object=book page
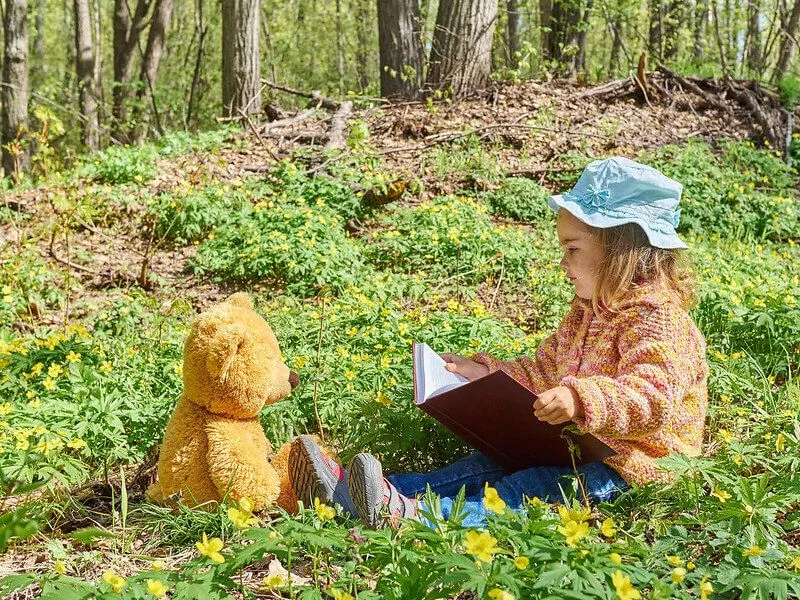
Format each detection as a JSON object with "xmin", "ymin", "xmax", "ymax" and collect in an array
[{"xmin": 414, "ymin": 342, "xmax": 468, "ymax": 403}]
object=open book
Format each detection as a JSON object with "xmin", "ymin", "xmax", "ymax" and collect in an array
[{"xmin": 412, "ymin": 342, "xmax": 615, "ymax": 472}]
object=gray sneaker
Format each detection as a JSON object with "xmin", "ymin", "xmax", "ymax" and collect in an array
[
  {"xmin": 288, "ymin": 436, "xmax": 356, "ymax": 517},
  {"xmin": 348, "ymin": 452, "xmax": 418, "ymax": 529}
]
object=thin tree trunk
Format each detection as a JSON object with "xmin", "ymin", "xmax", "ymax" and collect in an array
[
  {"xmin": 2, "ymin": 0, "xmax": 30, "ymax": 180},
  {"xmin": 222, "ymin": 0, "xmax": 261, "ymax": 117},
  {"xmin": 74, "ymin": 0, "xmax": 99, "ymax": 149},
  {"xmin": 663, "ymin": 1, "xmax": 685, "ymax": 59},
  {"xmin": 112, "ymin": 0, "xmax": 151, "ymax": 139},
  {"xmin": 546, "ymin": 0, "xmax": 582, "ymax": 73},
  {"xmin": 575, "ymin": 0, "xmax": 593, "ymax": 72},
  {"xmin": 426, "ymin": 0, "xmax": 499, "ymax": 96},
  {"xmin": 608, "ymin": 12, "xmax": 623, "ymax": 74},
  {"xmin": 693, "ymin": 0, "xmax": 707, "ymax": 60},
  {"xmin": 336, "ymin": 0, "xmax": 345, "ymax": 94},
  {"xmin": 746, "ymin": 0, "xmax": 762, "ymax": 74},
  {"xmin": 186, "ymin": 0, "xmax": 207, "ymax": 127},
  {"xmin": 377, "ymin": 0, "xmax": 425, "ymax": 99},
  {"xmin": 649, "ymin": 0, "xmax": 664, "ymax": 61},
  {"xmin": 133, "ymin": 0, "xmax": 175, "ymax": 139},
  {"xmin": 506, "ymin": 0, "xmax": 521, "ymax": 68},
  {"xmin": 540, "ymin": 0, "xmax": 552, "ymax": 60},
  {"xmin": 773, "ymin": 0, "xmax": 800, "ymax": 82},
  {"xmin": 355, "ymin": 0, "xmax": 370, "ymax": 90},
  {"xmin": 32, "ymin": 0, "xmax": 45, "ymax": 88},
  {"xmin": 711, "ymin": 0, "xmax": 727, "ymax": 74}
]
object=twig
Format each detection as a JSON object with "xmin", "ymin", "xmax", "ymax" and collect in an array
[
  {"xmin": 238, "ymin": 108, "xmax": 280, "ymax": 161},
  {"xmin": 46, "ymin": 230, "xmax": 98, "ymax": 275},
  {"xmin": 488, "ymin": 256, "xmax": 504, "ymax": 311},
  {"xmin": 261, "ymin": 79, "xmax": 341, "ymax": 110}
]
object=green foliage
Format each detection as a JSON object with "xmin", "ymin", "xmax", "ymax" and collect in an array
[
  {"xmin": 74, "ymin": 144, "xmax": 160, "ymax": 185},
  {"xmin": 482, "ymin": 177, "xmax": 553, "ymax": 222},
  {"xmin": 777, "ymin": 74, "xmax": 800, "ymax": 109},
  {"xmin": 365, "ymin": 196, "xmax": 540, "ymax": 284}
]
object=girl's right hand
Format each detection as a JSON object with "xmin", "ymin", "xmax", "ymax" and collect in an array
[{"xmin": 439, "ymin": 353, "xmax": 490, "ymax": 381}]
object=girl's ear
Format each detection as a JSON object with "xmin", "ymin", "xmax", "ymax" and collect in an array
[{"xmin": 205, "ymin": 322, "xmax": 249, "ymax": 382}]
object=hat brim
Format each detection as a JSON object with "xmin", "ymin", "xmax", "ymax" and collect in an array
[{"xmin": 548, "ymin": 194, "xmax": 688, "ymax": 250}]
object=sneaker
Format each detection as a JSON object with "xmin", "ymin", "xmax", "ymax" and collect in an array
[
  {"xmin": 348, "ymin": 452, "xmax": 418, "ymax": 528},
  {"xmin": 288, "ymin": 436, "xmax": 356, "ymax": 517}
]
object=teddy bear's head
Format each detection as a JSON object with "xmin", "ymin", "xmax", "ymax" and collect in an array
[{"xmin": 182, "ymin": 293, "xmax": 297, "ymax": 418}]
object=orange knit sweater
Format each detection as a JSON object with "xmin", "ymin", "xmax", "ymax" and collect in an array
[{"xmin": 472, "ymin": 287, "xmax": 708, "ymax": 486}]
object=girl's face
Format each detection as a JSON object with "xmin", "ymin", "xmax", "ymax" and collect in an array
[{"xmin": 556, "ymin": 210, "xmax": 605, "ymax": 299}]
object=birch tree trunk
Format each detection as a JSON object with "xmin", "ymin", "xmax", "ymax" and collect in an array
[
  {"xmin": 377, "ymin": 0, "xmax": 424, "ymax": 99},
  {"xmin": 222, "ymin": 0, "xmax": 261, "ymax": 117},
  {"xmin": 74, "ymin": 0, "xmax": 100, "ymax": 149},
  {"xmin": 426, "ymin": 0, "xmax": 499, "ymax": 97},
  {"xmin": 2, "ymin": 0, "xmax": 30, "ymax": 179}
]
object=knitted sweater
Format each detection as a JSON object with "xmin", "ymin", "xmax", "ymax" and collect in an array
[{"xmin": 472, "ymin": 287, "xmax": 708, "ymax": 486}]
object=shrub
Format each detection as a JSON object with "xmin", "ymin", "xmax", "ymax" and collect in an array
[{"xmin": 482, "ymin": 177, "xmax": 553, "ymax": 222}]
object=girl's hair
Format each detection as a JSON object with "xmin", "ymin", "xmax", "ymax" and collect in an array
[{"xmin": 592, "ymin": 222, "xmax": 697, "ymax": 315}]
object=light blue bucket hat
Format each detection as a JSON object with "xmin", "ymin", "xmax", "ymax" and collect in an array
[{"xmin": 547, "ymin": 157, "xmax": 687, "ymax": 249}]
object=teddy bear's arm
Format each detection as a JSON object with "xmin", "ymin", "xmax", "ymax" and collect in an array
[{"xmin": 205, "ymin": 419, "xmax": 281, "ymax": 512}]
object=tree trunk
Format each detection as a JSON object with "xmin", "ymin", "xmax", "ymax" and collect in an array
[
  {"xmin": 222, "ymin": 0, "xmax": 261, "ymax": 117},
  {"xmin": 426, "ymin": 0, "xmax": 498, "ymax": 96},
  {"xmin": 506, "ymin": 0, "xmax": 521, "ymax": 68},
  {"xmin": 545, "ymin": 0, "xmax": 582, "ymax": 74},
  {"xmin": 608, "ymin": 12, "xmax": 623, "ymax": 74},
  {"xmin": 336, "ymin": 0, "xmax": 345, "ymax": 93},
  {"xmin": 693, "ymin": 0, "xmax": 707, "ymax": 60},
  {"xmin": 648, "ymin": 0, "xmax": 663, "ymax": 61},
  {"xmin": 663, "ymin": 1, "xmax": 685, "ymax": 60},
  {"xmin": 745, "ymin": 0, "xmax": 761, "ymax": 74},
  {"xmin": 773, "ymin": 0, "xmax": 800, "ymax": 83},
  {"xmin": 32, "ymin": 0, "xmax": 46, "ymax": 88},
  {"xmin": 112, "ymin": 0, "xmax": 152, "ymax": 140},
  {"xmin": 575, "ymin": 0, "xmax": 593, "ymax": 73},
  {"xmin": 2, "ymin": 0, "xmax": 30, "ymax": 180},
  {"xmin": 132, "ymin": 0, "xmax": 175, "ymax": 138},
  {"xmin": 74, "ymin": 0, "xmax": 99, "ymax": 150},
  {"xmin": 186, "ymin": 0, "xmax": 208, "ymax": 128},
  {"xmin": 539, "ymin": 0, "xmax": 552, "ymax": 59},
  {"xmin": 377, "ymin": 0, "xmax": 424, "ymax": 99},
  {"xmin": 355, "ymin": 0, "xmax": 370, "ymax": 91}
]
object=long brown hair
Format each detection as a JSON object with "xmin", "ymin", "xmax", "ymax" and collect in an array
[{"xmin": 592, "ymin": 222, "xmax": 697, "ymax": 315}]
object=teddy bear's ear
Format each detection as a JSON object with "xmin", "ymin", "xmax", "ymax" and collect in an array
[
  {"xmin": 205, "ymin": 322, "xmax": 248, "ymax": 382},
  {"xmin": 224, "ymin": 292, "xmax": 253, "ymax": 310}
]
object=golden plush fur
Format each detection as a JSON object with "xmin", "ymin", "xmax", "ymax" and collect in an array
[{"xmin": 147, "ymin": 293, "xmax": 297, "ymax": 512}]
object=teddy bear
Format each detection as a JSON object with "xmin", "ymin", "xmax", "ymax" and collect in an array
[{"xmin": 147, "ymin": 292, "xmax": 301, "ymax": 512}]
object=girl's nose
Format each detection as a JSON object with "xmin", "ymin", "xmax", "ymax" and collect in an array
[{"xmin": 559, "ymin": 255, "xmax": 568, "ymax": 270}]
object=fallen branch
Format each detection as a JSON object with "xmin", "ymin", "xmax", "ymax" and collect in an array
[{"xmin": 261, "ymin": 79, "xmax": 340, "ymax": 110}]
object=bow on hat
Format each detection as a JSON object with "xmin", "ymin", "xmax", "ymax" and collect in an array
[{"xmin": 578, "ymin": 184, "xmax": 610, "ymax": 209}]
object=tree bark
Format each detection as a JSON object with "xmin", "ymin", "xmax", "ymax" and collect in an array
[
  {"xmin": 355, "ymin": 0, "xmax": 370, "ymax": 91},
  {"xmin": 506, "ymin": 0, "xmax": 521, "ymax": 68},
  {"xmin": 377, "ymin": 0, "xmax": 425, "ymax": 99},
  {"xmin": 648, "ymin": 0, "xmax": 663, "ymax": 61},
  {"xmin": 608, "ymin": 12, "xmax": 623, "ymax": 74},
  {"xmin": 112, "ymin": 0, "xmax": 152, "ymax": 139},
  {"xmin": 2, "ymin": 0, "xmax": 30, "ymax": 179},
  {"xmin": 132, "ymin": 0, "xmax": 175, "ymax": 138},
  {"xmin": 426, "ymin": 0, "xmax": 499, "ymax": 96},
  {"xmin": 222, "ymin": 0, "xmax": 261, "ymax": 117},
  {"xmin": 745, "ymin": 0, "xmax": 761, "ymax": 74},
  {"xmin": 693, "ymin": 0, "xmax": 707, "ymax": 61},
  {"xmin": 663, "ymin": 1, "xmax": 685, "ymax": 60},
  {"xmin": 32, "ymin": 0, "xmax": 46, "ymax": 88},
  {"xmin": 575, "ymin": 0, "xmax": 594, "ymax": 73},
  {"xmin": 773, "ymin": 0, "xmax": 800, "ymax": 83},
  {"xmin": 74, "ymin": 0, "xmax": 100, "ymax": 149},
  {"xmin": 545, "ymin": 0, "xmax": 582, "ymax": 74}
]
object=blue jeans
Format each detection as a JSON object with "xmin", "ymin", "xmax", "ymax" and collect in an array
[{"xmin": 387, "ymin": 452, "xmax": 628, "ymax": 528}]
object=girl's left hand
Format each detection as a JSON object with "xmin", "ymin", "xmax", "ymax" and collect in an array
[{"xmin": 533, "ymin": 386, "xmax": 584, "ymax": 425}]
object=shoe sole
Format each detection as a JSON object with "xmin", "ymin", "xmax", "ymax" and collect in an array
[
  {"xmin": 289, "ymin": 436, "xmax": 337, "ymax": 508},
  {"xmin": 349, "ymin": 453, "xmax": 384, "ymax": 528}
]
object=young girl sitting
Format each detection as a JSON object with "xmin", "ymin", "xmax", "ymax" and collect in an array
[{"xmin": 289, "ymin": 157, "xmax": 709, "ymax": 528}]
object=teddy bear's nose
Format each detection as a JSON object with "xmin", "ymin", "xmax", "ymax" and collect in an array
[{"xmin": 289, "ymin": 371, "xmax": 300, "ymax": 389}]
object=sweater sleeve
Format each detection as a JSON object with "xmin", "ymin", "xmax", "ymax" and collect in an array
[
  {"xmin": 563, "ymin": 305, "xmax": 698, "ymax": 438},
  {"xmin": 471, "ymin": 329, "xmax": 561, "ymax": 395}
]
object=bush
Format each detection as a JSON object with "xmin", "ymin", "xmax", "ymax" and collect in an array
[{"xmin": 482, "ymin": 177, "xmax": 553, "ymax": 222}]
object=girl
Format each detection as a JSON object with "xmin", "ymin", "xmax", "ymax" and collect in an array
[{"xmin": 289, "ymin": 157, "xmax": 709, "ymax": 529}]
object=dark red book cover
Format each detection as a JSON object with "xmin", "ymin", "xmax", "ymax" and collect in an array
[{"xmin": 413, "ymin": 344, "xmax": 616, "ymax": 472}]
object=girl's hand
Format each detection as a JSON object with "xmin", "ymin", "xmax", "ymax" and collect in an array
[
  {"xmin": 439, "ymin": 353, "xmax": 490, "ymax": 381},
  {"xmin": 533, "ymin": 386, "xmax": 584, "ymax": 425}
]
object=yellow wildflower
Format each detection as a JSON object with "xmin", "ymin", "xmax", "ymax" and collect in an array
[
  {"xmin": 672, "ymin": 567, "xmax": 687, "ymax": 584},
  {"xmin": 611, "ymin": 570, "xmax": 641, "ymax": 600},
  {"xmin": 609, "ymin": 553, "xmax": 622, "ymax": 565},
  {"xmin": 464, "ymin": 530, "xmax": 501, "ymax": 563},
  {"xmin": 43, "ymin": 377, "xmax": 57, "ymax": 391},
  {"xmin": 686, "ymin": 561, "xmax": 696, "ymax": 571},
  {"xmin": 195, "ymin": 533, "xmax": 225, "ymax": 563},
  {"xmin": 330, "ymin": 590, "xmax": 354, "ymax": 600},
  {"xmin": 228, "ymin": 497, "xmax": 258, "ymax": 529},
  {"xmin": 54, "ymin": 560, "xmax": 66, "ymax": 575},
  {"xmin": 102, "ymin": 569, "xmax": 126, "ymax": 594},
  {"xmin": 700, "ymin": 576, "xmax": 714, "ymax": 600},
  {"xmin": 66, "ymin": 438, "xmax": 86, "ymax": 449},
  {"xmin": 66, "ymin": 351, "xmax": 81, "ymax": 363},
  {"xmin": 789, "ymin": 556, "xmax": 800, "ymax": 571},
  {"xmin": 344, "ymin": 370, "xmax": 356, "ymax": 381},
  {"xmin": 558, "ymin": 504, "xmax": 592, "ymax": 524},
  {"xmin": 47, "ymin": 363, "xmax": 63, "ymax": 378},
  {"xmin": 557, "ymin": 519, "xmax": 590, "ymax": 547},
  {"xmin": 0, "ymin": 403, "xmax": 12, "ymax": 415},
  {"xmin": 100, "ymin": 361, "xmax": 113, "ymax": 373},
  {"xmin": 711, "ymin": 486, "xmax": 731, "ymax": 502},
  {"xmin": 151, "ymin": 560, "xmax": 165, "ymax": 571},
  {"xmin": 487, "ymin": 590, "xmax": 514, "ymax": 600},
  {"xmin": 775, "ymin": 433, "xmax": 786, "ymax": 452},
  {"xmin": 483, "ymin": 484, "xmax": 506, "ymax": 514},
  {"xmin": 146, "ymin": 579, "xmax": 168, "ymax": 598},
  {"xmin": 314, "ymin": 497, "xmax": 336, "ymax": 521},
  {"xmin": 263, "ymin": 573, "xmax": 287, "ymax": 588},
  {"xmin": 600, "ymin": 517, "xmax": 617, "ymax": 537},
  {"xmin": 666, "ymin": 555, "xmax": 684, "ymax": 566},
  {"xmin": 742, "ymin": 545, "xmax": 765, "ymax": 557},
  {"xmin": 514, "ymin": 556, "xmax": 529, "ymax": 570}
]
